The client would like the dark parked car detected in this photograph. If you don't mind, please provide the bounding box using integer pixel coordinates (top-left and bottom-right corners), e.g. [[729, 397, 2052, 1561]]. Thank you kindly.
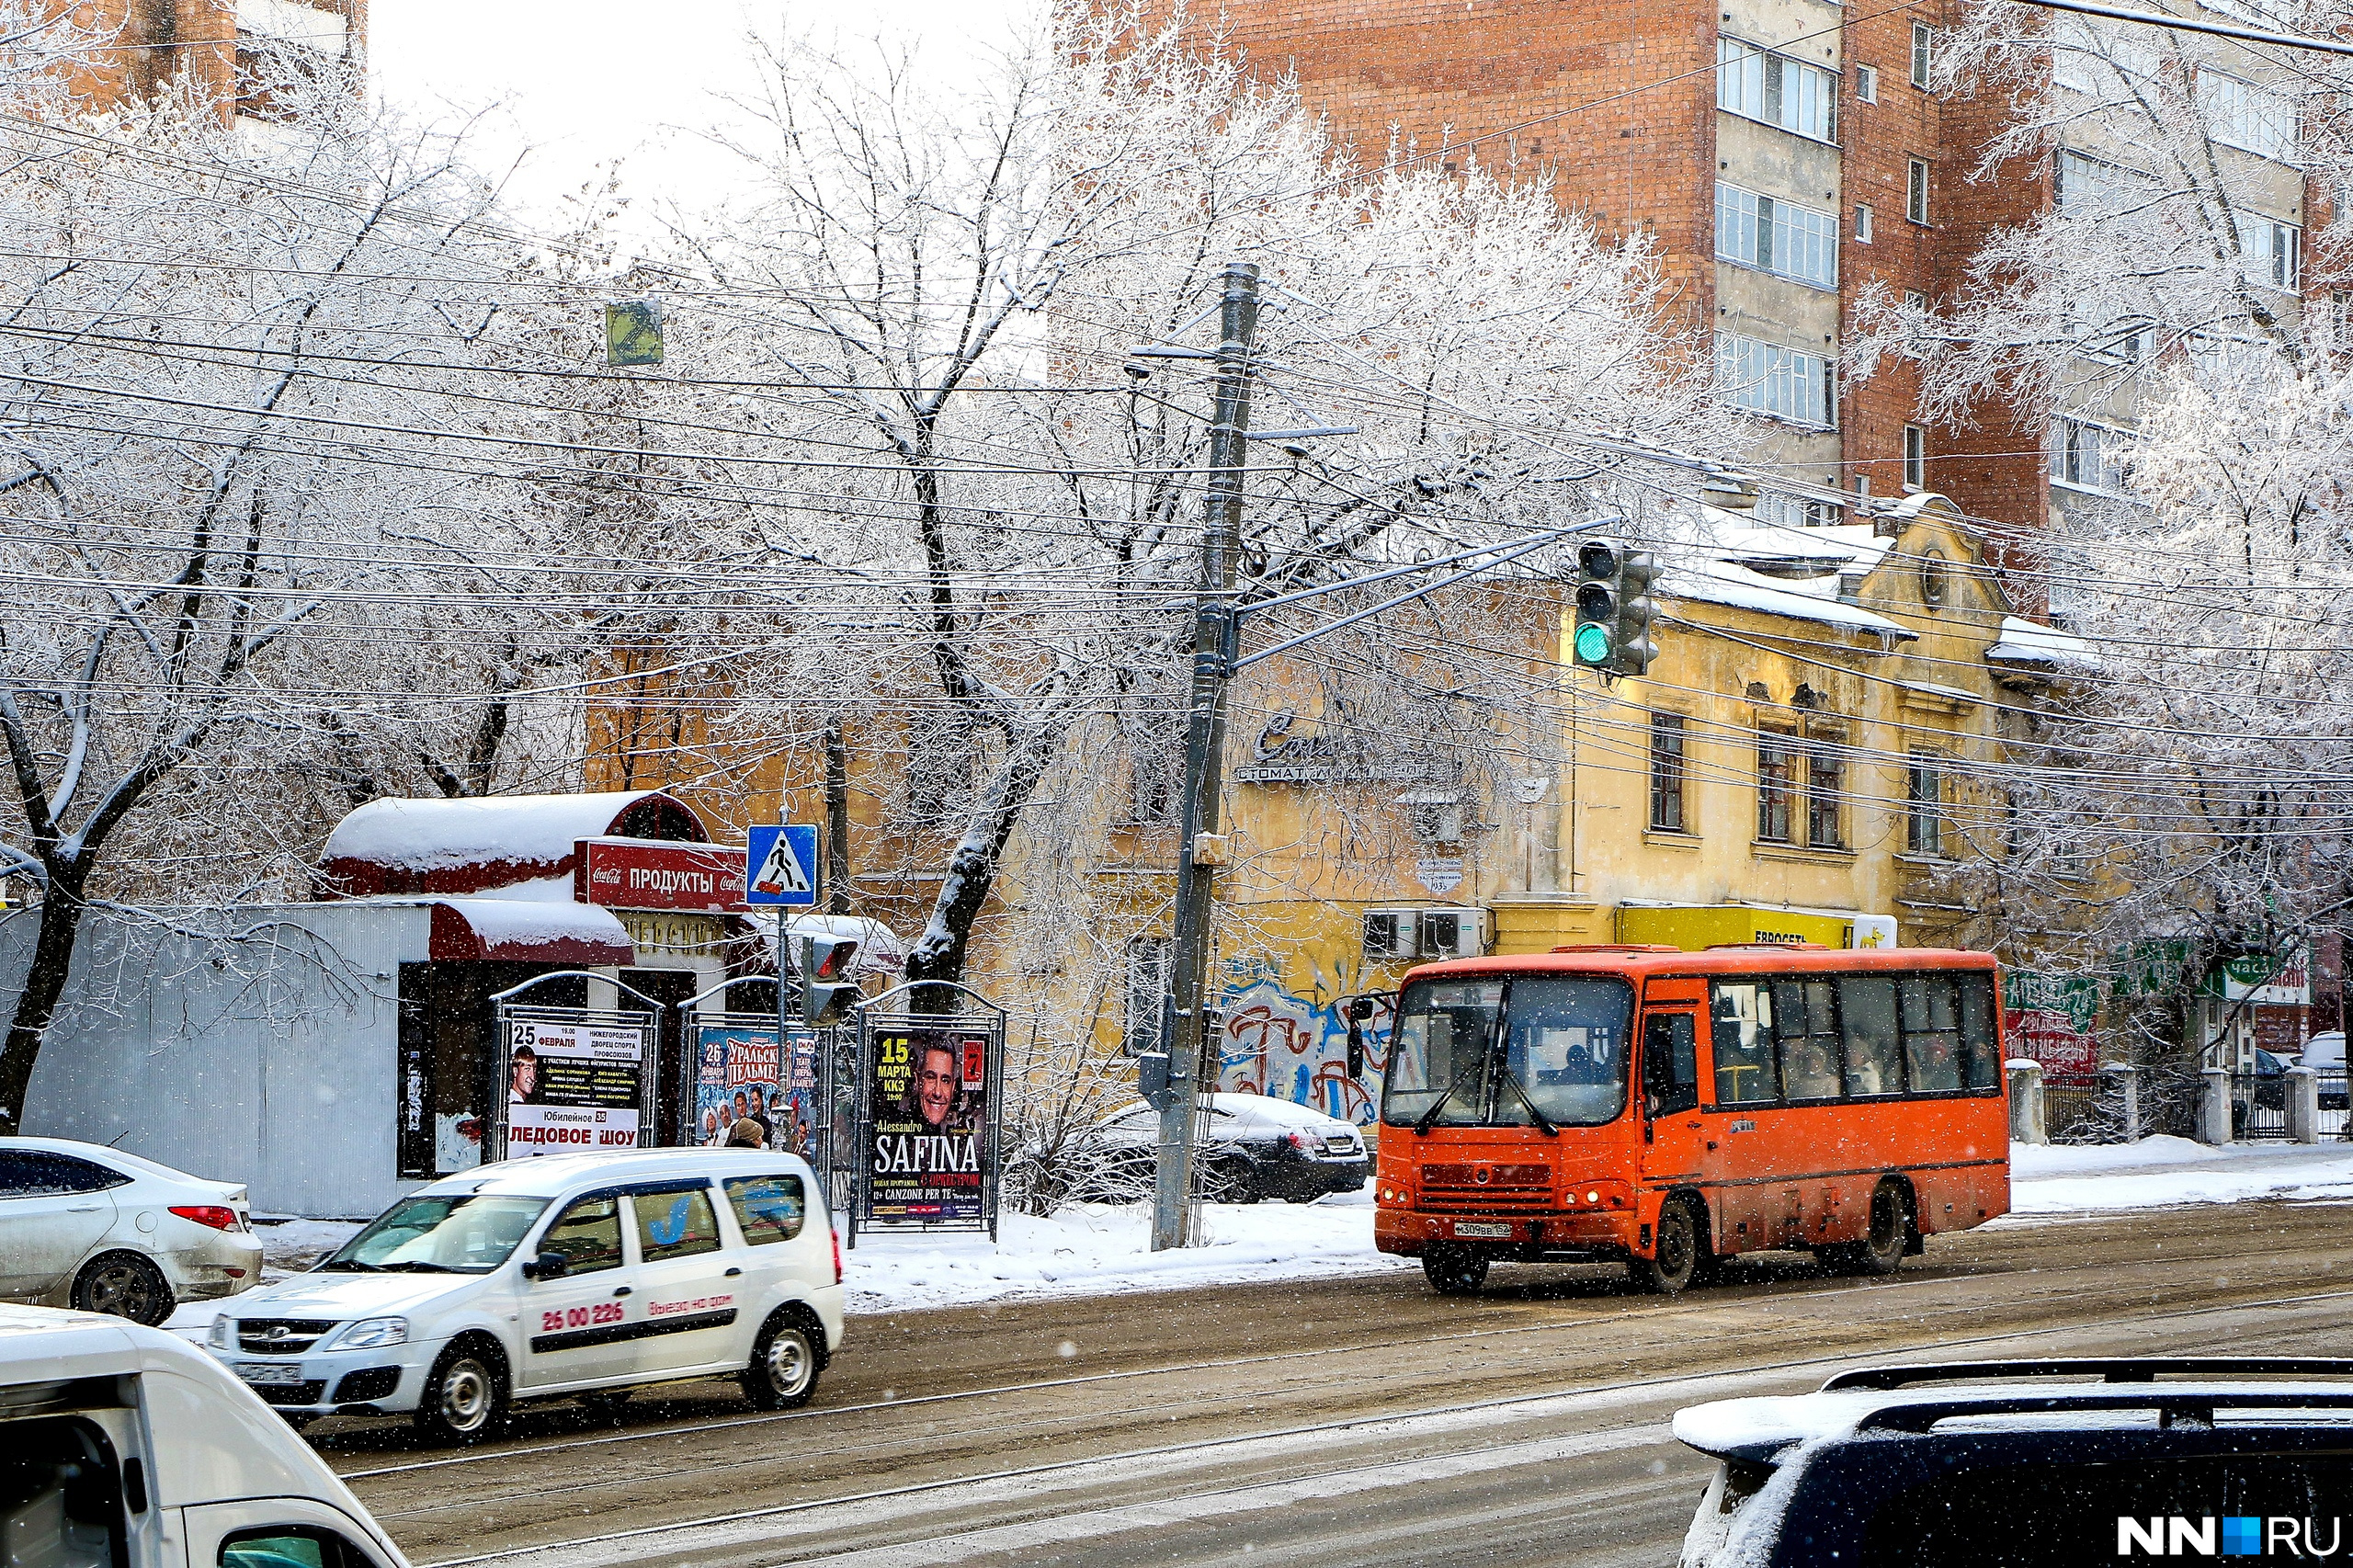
[[1675, 1358, 2353, 1567], [1076, 1093, 1370, 1204]]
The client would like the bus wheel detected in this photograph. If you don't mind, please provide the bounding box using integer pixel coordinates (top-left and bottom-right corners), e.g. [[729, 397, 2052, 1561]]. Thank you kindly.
[[1630, 1199, 1700, 1295], [1825, 1180, 1909, 1277], [1422, 1248, 1489, 1296]]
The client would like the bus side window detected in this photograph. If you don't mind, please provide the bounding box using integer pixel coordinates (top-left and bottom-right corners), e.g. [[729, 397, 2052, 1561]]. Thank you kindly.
[[1708, 983, 1779, 1105], [1776, 980, 1844, 1101], [1839, 978, 1906, 1096], [1901, 975, 1963, 1093], [1643, 1013, 1699, 1117], [1957, 974, 2002, 1088]]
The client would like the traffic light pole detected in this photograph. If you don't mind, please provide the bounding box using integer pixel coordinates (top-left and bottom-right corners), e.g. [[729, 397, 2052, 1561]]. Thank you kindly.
[[1153, 261, 1262, 1253]]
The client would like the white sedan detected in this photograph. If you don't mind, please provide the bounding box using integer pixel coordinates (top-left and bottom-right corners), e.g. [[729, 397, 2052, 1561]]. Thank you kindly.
[[0, 1137, 262, 1324]]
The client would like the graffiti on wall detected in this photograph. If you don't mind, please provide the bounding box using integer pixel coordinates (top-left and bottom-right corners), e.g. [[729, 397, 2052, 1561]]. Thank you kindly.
[[1212, 955, 1395, 1125]]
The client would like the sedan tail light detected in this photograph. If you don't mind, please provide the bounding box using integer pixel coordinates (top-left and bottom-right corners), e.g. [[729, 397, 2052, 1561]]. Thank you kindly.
[[169, 1205, 241, 1232]]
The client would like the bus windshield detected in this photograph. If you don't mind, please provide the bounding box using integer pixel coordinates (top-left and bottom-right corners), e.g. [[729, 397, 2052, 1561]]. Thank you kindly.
[[1382, 974, 1632, 1128]]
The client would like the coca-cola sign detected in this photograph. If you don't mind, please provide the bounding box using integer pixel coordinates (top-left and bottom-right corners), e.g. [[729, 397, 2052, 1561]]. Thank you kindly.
[[574, 837, 746, 912]]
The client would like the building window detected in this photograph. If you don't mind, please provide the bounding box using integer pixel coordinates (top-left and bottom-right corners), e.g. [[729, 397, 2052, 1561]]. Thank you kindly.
[[1719, 37, 1838, 143], [1806, 741, 1847, 849], [1904, 289, 1928, 311], [1716, 182, 1838, 288], [1123, 937, 1172, 1056], [1122, 701, 1182, 825], [1906, 157, 1931, 224], [2052, 17, 2155, 100], [1855, 203, 1874, 244], [1907, 754, 1946, 856], [1903, 425, 1927, 489], [1716, 332, 1836, 427], [2234, 211, 2301, 291], [1856, 63, 1878, 103], [1650, 713, 1688, 833], [1757, 731, 1796, 843], [2055, 147, 2136, 215], [2050, 417, 2131, 494], [2199, 69, 2298, 164], [1911, 22, 1934, 88]]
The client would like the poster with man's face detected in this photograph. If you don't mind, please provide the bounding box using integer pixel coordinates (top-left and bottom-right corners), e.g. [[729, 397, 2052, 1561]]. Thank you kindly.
[[868, 1026, 988, 1221], [504, 1018, 648, 1156]]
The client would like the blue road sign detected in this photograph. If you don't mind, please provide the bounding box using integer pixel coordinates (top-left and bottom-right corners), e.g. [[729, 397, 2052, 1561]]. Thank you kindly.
[[745, 824, 820, 908]]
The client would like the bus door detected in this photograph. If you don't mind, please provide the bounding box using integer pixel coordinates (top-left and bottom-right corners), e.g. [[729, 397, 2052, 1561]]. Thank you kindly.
[[1637, 982, 1708, 1201]]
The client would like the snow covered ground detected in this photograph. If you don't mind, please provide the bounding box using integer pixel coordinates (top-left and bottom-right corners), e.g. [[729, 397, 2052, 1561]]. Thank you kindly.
[[161, 1136, 2353, 1335], [2008, 1135, 2353, 1215]]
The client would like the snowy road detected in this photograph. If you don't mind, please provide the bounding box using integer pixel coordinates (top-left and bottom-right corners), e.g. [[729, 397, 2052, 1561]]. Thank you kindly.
[[314, 1197, 2353, 1568]]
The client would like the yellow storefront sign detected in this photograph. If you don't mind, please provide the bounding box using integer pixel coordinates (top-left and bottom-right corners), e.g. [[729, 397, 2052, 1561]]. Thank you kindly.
[[1613, 903, 1894, 952]]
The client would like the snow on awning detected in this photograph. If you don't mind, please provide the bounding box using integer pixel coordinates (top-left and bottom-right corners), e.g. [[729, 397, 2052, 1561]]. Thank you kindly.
[[1985, 616, 2100, 676], [426, 898, 635, 965], [317, 790, 707, 898]]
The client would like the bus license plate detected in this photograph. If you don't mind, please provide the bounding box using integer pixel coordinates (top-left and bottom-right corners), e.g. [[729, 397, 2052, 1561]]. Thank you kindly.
[[1452, 1221, 1512, 1238], [234, 1362, 303, 1386]]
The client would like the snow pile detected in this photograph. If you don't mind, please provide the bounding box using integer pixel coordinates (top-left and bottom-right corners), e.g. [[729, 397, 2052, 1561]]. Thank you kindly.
[[2009, 1136, 2353, 1213], [838, 1192, 1411, 1312], [319, 791, 665, 873]]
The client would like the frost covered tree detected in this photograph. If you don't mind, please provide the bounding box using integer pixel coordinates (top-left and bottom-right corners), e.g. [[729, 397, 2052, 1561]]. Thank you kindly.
[[658, 2, 1733, 1025], [0, 43, 621, 1124], [1865, 0, 2353, 1075]]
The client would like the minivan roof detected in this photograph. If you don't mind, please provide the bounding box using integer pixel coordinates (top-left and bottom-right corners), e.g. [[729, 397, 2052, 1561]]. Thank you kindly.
[[1404, 945, 1997, 986], [425, 1147, 813, 1199]]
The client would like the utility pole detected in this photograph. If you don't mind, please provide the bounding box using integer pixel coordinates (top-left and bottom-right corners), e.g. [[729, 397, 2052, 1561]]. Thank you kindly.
[[1153, 260, 1261, 1252]]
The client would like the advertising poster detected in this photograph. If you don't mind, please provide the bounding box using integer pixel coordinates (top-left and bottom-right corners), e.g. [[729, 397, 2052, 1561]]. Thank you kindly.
[[2003, 971, 2102, 1077], [692, 1023, 822, 1156], [504, 1017, 648, 1154], [867, 1024, 989, 1221]]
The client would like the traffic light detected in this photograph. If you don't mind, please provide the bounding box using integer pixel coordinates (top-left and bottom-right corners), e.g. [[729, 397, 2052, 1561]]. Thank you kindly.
[[1612, 551, 1660, 676], [1574, 540, 1621, 668], [798, 934, 860, 1027]]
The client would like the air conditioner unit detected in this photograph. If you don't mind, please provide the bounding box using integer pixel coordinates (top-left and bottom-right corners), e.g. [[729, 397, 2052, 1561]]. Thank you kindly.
[[1417, 907, 1489, 960], [1362, 910, 1417, 961]]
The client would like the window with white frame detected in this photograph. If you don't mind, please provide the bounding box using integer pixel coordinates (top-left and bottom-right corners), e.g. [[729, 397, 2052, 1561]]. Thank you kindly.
[[2234, 210, 2302, 291], [1911, 22, 1934, 87], [1754, 491, 1844, 528], [2051, 17, 2156, 99], [1856, 63, 1879, 102], [1904, 426, 1927, 489], [2050, 417, 2131, 494], [1716, 332, 1836, 427], [1719, 38, 1838, 142], [2054, 148, 2143, 216], [1855, 202, 1874, 243], [2199, 69, 2298, 163], [1716, 183, 1838, 287], [1906, 157, 1931, 223]]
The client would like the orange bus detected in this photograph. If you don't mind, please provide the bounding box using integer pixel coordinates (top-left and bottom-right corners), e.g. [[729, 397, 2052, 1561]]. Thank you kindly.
[[1372, 943, 2008, 1295]]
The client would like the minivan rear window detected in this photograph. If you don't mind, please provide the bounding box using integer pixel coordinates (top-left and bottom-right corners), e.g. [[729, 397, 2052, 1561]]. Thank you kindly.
[[723, 1175, 805, 1245]]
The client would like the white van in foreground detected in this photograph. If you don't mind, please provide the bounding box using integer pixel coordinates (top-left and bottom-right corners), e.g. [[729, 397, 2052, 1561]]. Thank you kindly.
[[203, 1149, 845, 1441], [1, 1302, 410, 1566]]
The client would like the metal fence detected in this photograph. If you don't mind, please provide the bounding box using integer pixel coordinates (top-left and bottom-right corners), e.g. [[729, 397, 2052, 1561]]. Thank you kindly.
[[2227, 1070, 2290, 1141], [2043, 1074, 2106, 1143]]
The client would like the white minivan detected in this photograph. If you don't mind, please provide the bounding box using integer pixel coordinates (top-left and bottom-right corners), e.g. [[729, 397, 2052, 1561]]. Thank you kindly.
[[202, 1149, 845, 1442], [1, 1302, 410, 1567]]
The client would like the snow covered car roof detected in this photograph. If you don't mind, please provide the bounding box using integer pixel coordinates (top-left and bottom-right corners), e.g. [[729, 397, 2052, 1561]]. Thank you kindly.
[[1090, 1093, 1358, 1133], [1677, 1358, 2353, 1461], [408, 1146, 818, 1199]]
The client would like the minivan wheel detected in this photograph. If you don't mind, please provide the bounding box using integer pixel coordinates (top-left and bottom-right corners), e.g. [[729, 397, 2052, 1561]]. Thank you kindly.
[[1629, 1199, 1701, 1295], [415, 1341, 507, 1445], [71, 1252, 174, 1325], [743, 1314, 820, 1411]]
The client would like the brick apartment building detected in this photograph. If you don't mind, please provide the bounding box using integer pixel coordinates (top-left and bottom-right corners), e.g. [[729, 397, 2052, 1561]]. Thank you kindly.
[[1206, 0, 2313, 575], [53, 0, 362, 116]]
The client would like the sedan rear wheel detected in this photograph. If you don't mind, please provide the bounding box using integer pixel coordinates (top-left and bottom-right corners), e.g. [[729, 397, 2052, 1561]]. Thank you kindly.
[[71, 1252, 174, 1325]]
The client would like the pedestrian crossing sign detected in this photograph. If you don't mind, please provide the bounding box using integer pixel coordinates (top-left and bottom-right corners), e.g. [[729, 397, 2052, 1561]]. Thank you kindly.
[[745, 824, 820, 907]]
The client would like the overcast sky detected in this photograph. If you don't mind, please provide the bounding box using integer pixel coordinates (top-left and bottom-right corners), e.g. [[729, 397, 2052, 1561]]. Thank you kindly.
[[370, 0, 1032, 251]]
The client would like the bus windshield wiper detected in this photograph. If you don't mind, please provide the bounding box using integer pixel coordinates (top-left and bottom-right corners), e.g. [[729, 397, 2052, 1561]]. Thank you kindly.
[[1414, 1053, 1489, 1135], [1497, 1067, 1559, 1137]]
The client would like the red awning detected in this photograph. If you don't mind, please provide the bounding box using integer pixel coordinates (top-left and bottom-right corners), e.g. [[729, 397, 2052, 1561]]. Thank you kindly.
[[426, 899, 634, 965]]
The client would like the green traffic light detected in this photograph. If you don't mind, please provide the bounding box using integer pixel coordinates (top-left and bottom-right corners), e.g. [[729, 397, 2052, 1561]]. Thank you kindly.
[[1574, 623, 1613, 665]]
